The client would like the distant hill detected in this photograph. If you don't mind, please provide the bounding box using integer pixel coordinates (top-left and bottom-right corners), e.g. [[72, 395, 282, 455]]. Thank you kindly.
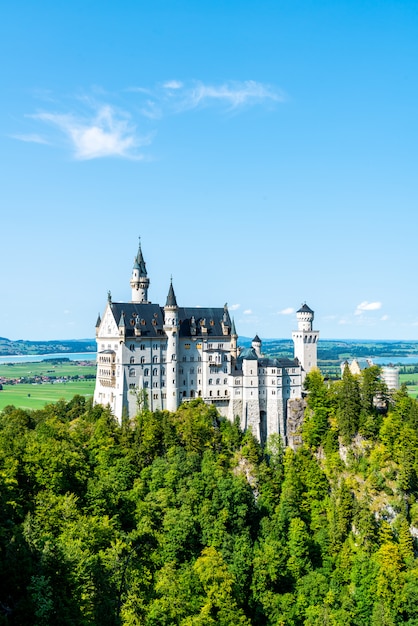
[[2, 336, 418, 363], [0, 337, 96, 356]]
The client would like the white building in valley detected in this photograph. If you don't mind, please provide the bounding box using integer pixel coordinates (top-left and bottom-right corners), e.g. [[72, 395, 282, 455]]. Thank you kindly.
[[93, 242, 319, 443]]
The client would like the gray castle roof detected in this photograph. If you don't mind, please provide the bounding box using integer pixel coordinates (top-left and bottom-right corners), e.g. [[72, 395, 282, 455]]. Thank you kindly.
[[108, 302, 230, 338]]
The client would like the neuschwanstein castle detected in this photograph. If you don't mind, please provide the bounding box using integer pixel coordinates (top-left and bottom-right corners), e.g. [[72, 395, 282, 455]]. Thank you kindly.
[[93, 242, 319, 444]]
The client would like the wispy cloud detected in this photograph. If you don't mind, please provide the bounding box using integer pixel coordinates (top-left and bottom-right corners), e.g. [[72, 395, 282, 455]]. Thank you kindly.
[[181, 80, 283, 111], [162, 80, 184, 90], [11, 133, 49, 145], [16, 78, 284, 160], [355, 301, 382, 316], [243, 309, 253, 315], [229, 303, 240, 311], [278, 307, 294, 315], [32, 105, 146, 160]]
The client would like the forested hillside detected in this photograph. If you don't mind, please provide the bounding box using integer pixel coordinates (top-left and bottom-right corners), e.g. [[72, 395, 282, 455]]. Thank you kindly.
[[1, 366, 418, 625]]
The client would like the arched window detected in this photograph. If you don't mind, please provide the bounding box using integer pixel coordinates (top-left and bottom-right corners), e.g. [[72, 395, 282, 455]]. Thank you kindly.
[[153, 368, 158, 376], [130, 356, 135, 364], [144, 368, 149, 376]]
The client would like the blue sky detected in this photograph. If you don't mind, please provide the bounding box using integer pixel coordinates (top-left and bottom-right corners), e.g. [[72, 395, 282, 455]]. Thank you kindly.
[[1, 0, 418, 341]]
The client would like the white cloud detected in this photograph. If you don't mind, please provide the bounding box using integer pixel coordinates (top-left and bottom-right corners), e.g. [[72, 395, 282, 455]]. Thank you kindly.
[[182, 80, 283, 111], [278, 307, 294, 315], [32, 105, 145, 160], [11, 133, 49, 144], [381, 314, 389, 321], [355, 301, 382, 316], [243, 309, 252, 315], [229, 303, 240, 311], [163, 80, 183, 90], [19, 78, 283, 159]]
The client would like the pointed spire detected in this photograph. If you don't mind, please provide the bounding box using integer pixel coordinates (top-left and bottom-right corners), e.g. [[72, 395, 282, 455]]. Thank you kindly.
[[95, 313, 101, 327], [133, 237, 147, 277], [107, 290, 112, 304], [231, 318, 237, 336], [165, 278, 178, 308], [118, 311, 126, 327]]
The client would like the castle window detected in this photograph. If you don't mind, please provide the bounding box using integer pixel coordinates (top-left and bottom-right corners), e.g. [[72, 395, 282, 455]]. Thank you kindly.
[[162, 393, 166, 398], [185, 343, 190, 350], [191, 380, 194, 385], [153, 356, 158, 363], [190, 356, 194, 362], [130, 357, 135, 364], [209, 391, 212, 396], [216, 378, 220, 385], [153, 368, 158, 376], [140, 344, 145, 350], [208, 343, 213, 349], [179, 368, 183, 374], [141, 357, 145, 364], [209, 379, 212, 385], [224, 378, 227, 384], [217, 390, 220, 396], [153, 382, 158, 388], [183, 356, 187, 361], [129, 344, 135, 351], [129, 368, 135, 377], [129, 383, 136, 389], [272, 369, 276, 374], [144, 381, 148, 387], [144, 368, 149, 376], [223, 355, 228, 361], [196, 343, 202, 349], [153, 393, 158, 399], [190, 368, 195, 374], [198, 368, 202, 373], [153, 344, 158, 349]]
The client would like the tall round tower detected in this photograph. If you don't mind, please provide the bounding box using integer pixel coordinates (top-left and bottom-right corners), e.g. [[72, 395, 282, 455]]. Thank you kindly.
[[164, 279, 179, 412], [292, 303, 319, 379], [130, 239, 150, 303]]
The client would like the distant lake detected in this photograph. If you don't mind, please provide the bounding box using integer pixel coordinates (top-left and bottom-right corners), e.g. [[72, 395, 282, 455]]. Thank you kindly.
[[0, 352, 97, 365]]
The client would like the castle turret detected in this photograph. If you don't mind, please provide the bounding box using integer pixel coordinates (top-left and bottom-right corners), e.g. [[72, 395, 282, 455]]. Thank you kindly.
[[130, 239, 150, 303], [252, 334, 262, 358], [230, 318, 238, 359], [292, 303, 319, 379], [164, 279, 179, 412]]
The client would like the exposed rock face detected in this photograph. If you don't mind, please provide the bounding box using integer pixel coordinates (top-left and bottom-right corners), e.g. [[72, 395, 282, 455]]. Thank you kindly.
[[287, 397, 306, 449]]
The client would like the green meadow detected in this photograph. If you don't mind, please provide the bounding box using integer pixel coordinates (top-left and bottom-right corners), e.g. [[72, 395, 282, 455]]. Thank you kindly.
[[0, 360, 96, 411], [0, 380, 95, 411], [0, 360, 96, 380]]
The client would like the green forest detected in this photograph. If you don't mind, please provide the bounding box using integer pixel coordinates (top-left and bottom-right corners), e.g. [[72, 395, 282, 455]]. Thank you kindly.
[[1, 366, 418, 625]]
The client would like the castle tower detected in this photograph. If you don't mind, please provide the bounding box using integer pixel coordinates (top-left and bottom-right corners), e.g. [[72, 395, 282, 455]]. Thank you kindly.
[[130, 239, 150, 303], [164, 279, 179, 412], [252, 335, 262, 358], [292, 303, 319, 379], [230, 318, 238, 359]]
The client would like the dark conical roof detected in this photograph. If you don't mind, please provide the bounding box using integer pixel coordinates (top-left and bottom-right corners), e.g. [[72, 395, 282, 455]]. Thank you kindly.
[[95, 313, 101, 327], [297, 303, 313, 313], [165, 280, 178, 308], [133, 240, 147, 277], [231, 318, 237, 336], [253, 334, 261, 343]]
